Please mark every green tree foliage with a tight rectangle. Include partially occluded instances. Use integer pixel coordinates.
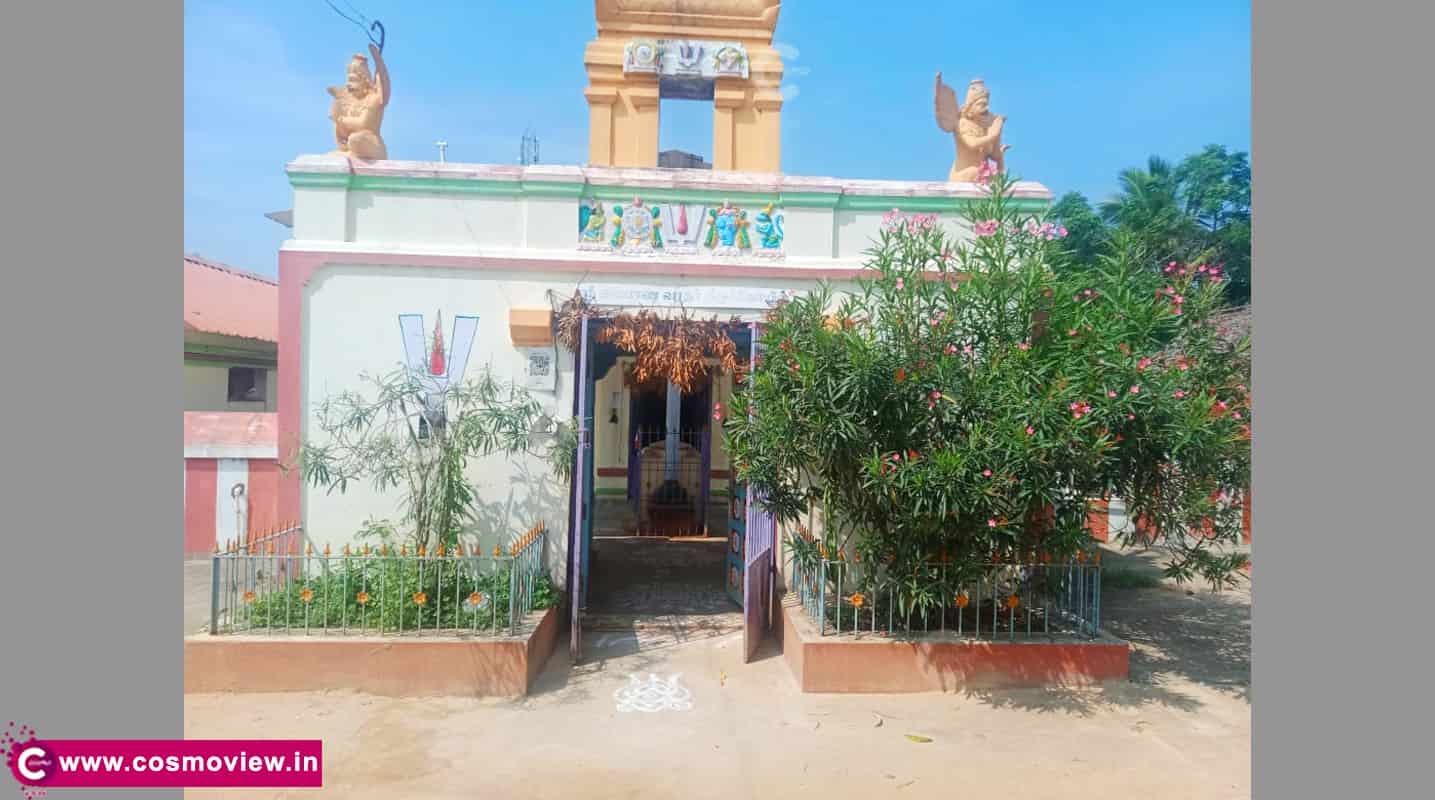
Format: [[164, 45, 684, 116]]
[[724, 173, 1251, 588], [1047, 146, 1251, 304], [1176, 145, 1251, 303], [1049, 192, 1107, 265], [298, 367, 575, 552]]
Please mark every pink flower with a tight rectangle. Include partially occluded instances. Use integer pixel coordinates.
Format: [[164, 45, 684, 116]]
[[1173, 390, 1186, 398], [1173, 306, 1183, 315], [973, 220, 999, 237], [1174, 295, 1185, 304], [982, 469, 992, 477], [1130, 385, 1141, 394], [1138, 358, 1152, 371], [964, 344, 974, 354], [1058, 226, 1069, 238], [1179, 363, 1189, 371], [895, 278, 904, 290], [1018, 341, 1030, 351], [1126, 413, 1136, 421], [1108, 391, 1117, 398], [1026, 426, 1035, 435], [928, 400, 936, 410], [987, 519, 998, 528], [1233, 412, 1243, 419], [1068, 329, 1077, 337], [1084, 289, 1093, 297], [712, 412, 722, 421], [1218, 400, 1229, 410], [1070, 402, 1080, 410], [1237, 384, 1247, 392], [945, 343, 959, 355], [931, 391, 942, 400], [976, 160, 998, 186]]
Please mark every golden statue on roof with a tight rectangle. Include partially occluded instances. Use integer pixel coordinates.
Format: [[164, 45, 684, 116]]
[[327, 43, 390, 161], [934, 72, 1010, 183]]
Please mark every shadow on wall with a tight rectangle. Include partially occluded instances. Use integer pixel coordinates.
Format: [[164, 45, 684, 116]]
[[470, 452, 570, 586]]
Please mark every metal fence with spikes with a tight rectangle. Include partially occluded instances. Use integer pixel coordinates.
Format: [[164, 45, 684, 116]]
[[788, 534, 1103, 640], [208, 521, 551, 637]]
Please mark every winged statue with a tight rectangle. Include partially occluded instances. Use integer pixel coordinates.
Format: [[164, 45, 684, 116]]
[[934, 72, 1010, 183]]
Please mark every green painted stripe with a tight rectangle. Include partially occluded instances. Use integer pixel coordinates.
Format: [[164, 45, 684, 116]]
[[288, 172, 352, 189], [779, 191, 841, 209], [836, 195, 1050, 213], [521, 181, 587, 199], [350, 176, 526, 196], [287, 171, 1051, 213], [587, 185, 777, 207]]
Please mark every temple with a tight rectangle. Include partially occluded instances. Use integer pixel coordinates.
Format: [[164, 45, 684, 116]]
[[277, 1, 1052, 660]]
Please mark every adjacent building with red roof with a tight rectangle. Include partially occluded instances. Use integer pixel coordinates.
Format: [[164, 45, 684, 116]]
[[182, 255, 282, 556]]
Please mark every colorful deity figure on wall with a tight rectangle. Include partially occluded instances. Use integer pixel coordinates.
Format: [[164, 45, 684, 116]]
[[612, 197, 663, 255], [752, 203, 785, 258], [704, 200, 750, 256], [578, 197, 608, 250]]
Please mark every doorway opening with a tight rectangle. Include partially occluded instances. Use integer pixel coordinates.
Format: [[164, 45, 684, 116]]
[[658, 97, 714, 171], [628, 377, 712, 537], [578, 322, 753, 645]]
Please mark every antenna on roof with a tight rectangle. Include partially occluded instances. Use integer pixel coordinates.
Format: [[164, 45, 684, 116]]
[[520, 127, 539, 166], [435, 140, 449, 163]]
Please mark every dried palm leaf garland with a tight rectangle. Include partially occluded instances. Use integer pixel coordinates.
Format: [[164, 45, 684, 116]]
[[553, 292, 741, 394]]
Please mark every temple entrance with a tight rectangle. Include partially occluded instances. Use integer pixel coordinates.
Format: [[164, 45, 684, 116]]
[[574, 318, 755, 654], [628, 378, 713, 537]]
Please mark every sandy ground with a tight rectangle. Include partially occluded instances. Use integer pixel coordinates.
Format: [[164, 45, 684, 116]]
[[183, 544, 1250, 800]]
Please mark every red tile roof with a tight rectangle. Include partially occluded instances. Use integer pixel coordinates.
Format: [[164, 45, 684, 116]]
[[184, 412, 278, 449], [183, 255, 278, 343]]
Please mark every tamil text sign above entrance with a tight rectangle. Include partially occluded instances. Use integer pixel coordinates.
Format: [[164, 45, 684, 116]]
[[577, 283, 794, 311]]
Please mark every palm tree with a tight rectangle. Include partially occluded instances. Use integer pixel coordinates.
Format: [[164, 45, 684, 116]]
[[1098, 156, 1197, 266]]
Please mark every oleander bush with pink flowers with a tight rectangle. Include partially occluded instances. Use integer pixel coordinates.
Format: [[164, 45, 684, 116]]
[[723, 171, 1251, 591]]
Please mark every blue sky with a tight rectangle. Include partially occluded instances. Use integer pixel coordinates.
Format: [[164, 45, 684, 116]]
[[185, 0, 1250, 278]]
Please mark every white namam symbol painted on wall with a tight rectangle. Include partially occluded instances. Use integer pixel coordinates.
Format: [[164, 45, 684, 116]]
[[614, 673, 694, 713], [398, 311, 479, 430]]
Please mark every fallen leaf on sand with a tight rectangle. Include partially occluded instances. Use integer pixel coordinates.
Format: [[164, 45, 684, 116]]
[[905, 734, 933, 743], [873, 715, 884, 728], [898, 780, 916, 789]]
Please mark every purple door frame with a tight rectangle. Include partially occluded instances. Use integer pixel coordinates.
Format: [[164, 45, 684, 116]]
[[568, 313, 590, 660], [741, 321, 776, 662]]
